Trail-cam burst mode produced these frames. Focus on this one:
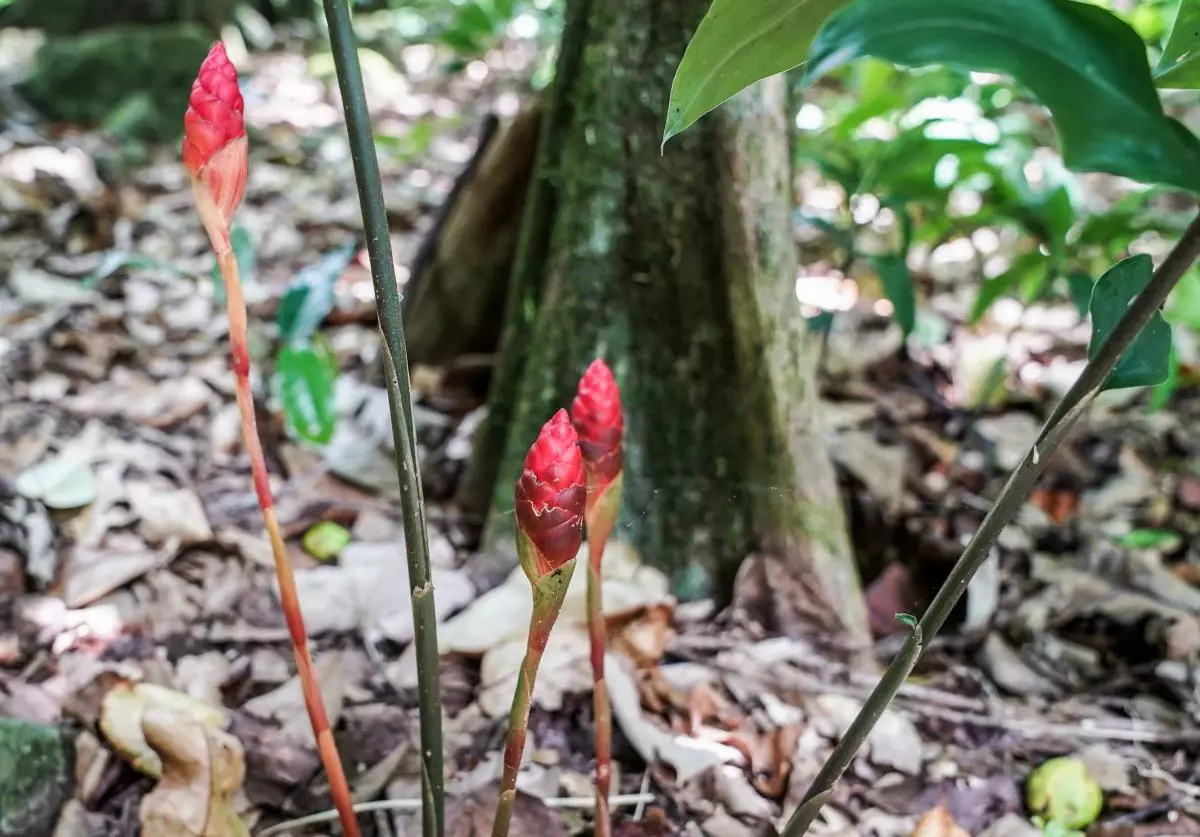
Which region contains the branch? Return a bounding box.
[319,3,445,835]
[780,208,1200,837]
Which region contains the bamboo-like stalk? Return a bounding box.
[318,2,444,834]
[215,248,361,837]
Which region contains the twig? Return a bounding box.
[257,793,658,837]
[781,209,1200,837]
[319,2,444,835]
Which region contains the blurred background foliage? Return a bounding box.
[3,0,1199,416]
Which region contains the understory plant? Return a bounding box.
[571,359,625,837]
[492,409,587,837]
[183,43,361,837]
[666,1,1200,835]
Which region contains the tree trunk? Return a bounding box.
[465,0,868,646]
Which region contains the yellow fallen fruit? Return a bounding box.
[1026,756,1103,829]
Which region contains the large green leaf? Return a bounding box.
[803,0,1200,191]
[664,0,849,143]
[1155,0,1200,87]
[1088,254,1172,391]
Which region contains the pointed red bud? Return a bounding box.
[183,42,248,249]
[515,409,586,579]
[570,359,623,487]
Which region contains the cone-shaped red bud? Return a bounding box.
[571,359,623,488]
[183,42,248,247]
[515,409,586,579]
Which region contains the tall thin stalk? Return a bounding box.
[319,2,444,834]
[781,209,1200,837]
[217,250,362,837]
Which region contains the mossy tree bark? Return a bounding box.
[468,0,868,645]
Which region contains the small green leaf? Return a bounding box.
[1087,254,1173,391]
[302,521,353,562]
[895,612,917,627]
[664,0,850,143]
[276,336,339,445]
[1155,0,1200,87]
[802,0,1200,191]
[872,256,915,338]
[277,240,357,344]
[1116,528,1181,551]
[969,251,1048,325]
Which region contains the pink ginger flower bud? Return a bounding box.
[515,409,587,580]
[570,359,623,488]
[182,42,248,248]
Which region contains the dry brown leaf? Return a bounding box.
[100,680,226,778]
[912,802,970,837]
[138,704,249,837]
[126,481,213,546]
[63,534,169,608]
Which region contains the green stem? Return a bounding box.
[781,209,1200,837]
[319,3,443,835]
[585,475,621,837]
[493,560,576,837]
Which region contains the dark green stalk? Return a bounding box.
[320,2,444,834]
[781,208,1200,837]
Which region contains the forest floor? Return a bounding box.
[1,25,1199,837]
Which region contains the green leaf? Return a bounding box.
[1117,527,1181,550]
[1147,342,1180,412]
[872,256,915,337]
[664,0,849,143]
[1155,0,1200,87]
[1087,254,1173,391]
[276,336,339,445]
[802,0,1200,191]
[276,240,357,344]
[1165,267,1200,330]
[969,251,1048,325]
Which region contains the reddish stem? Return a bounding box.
[218,249,360,837]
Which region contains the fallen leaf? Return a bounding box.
[810,693,923,775]
[126,482,213,547]
[14,451,95,509]
[240,652,345,741]
[65,370,212,428]
[606,652,743,784]
[978,633,1058,697]
[100,680,226,779]
[289,540,474,641]
[912,802,970,837]
[865,563,916,638]
[138,704,250,837]
[63,535,170,608]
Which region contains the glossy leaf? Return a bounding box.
[664,0,849,143]
[276,336,339,445]
[803,0,1200,191]
[1087,254,1172,391]
[872,256,915,337]
[277,240,357,344]
[1154,0,1200,87]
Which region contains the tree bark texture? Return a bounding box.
[468,0,868,644]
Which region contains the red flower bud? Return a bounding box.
[183,42,248,248]
[515,409,586,579]
[570,359,623,487]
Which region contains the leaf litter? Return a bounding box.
[0,18,1198,837]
